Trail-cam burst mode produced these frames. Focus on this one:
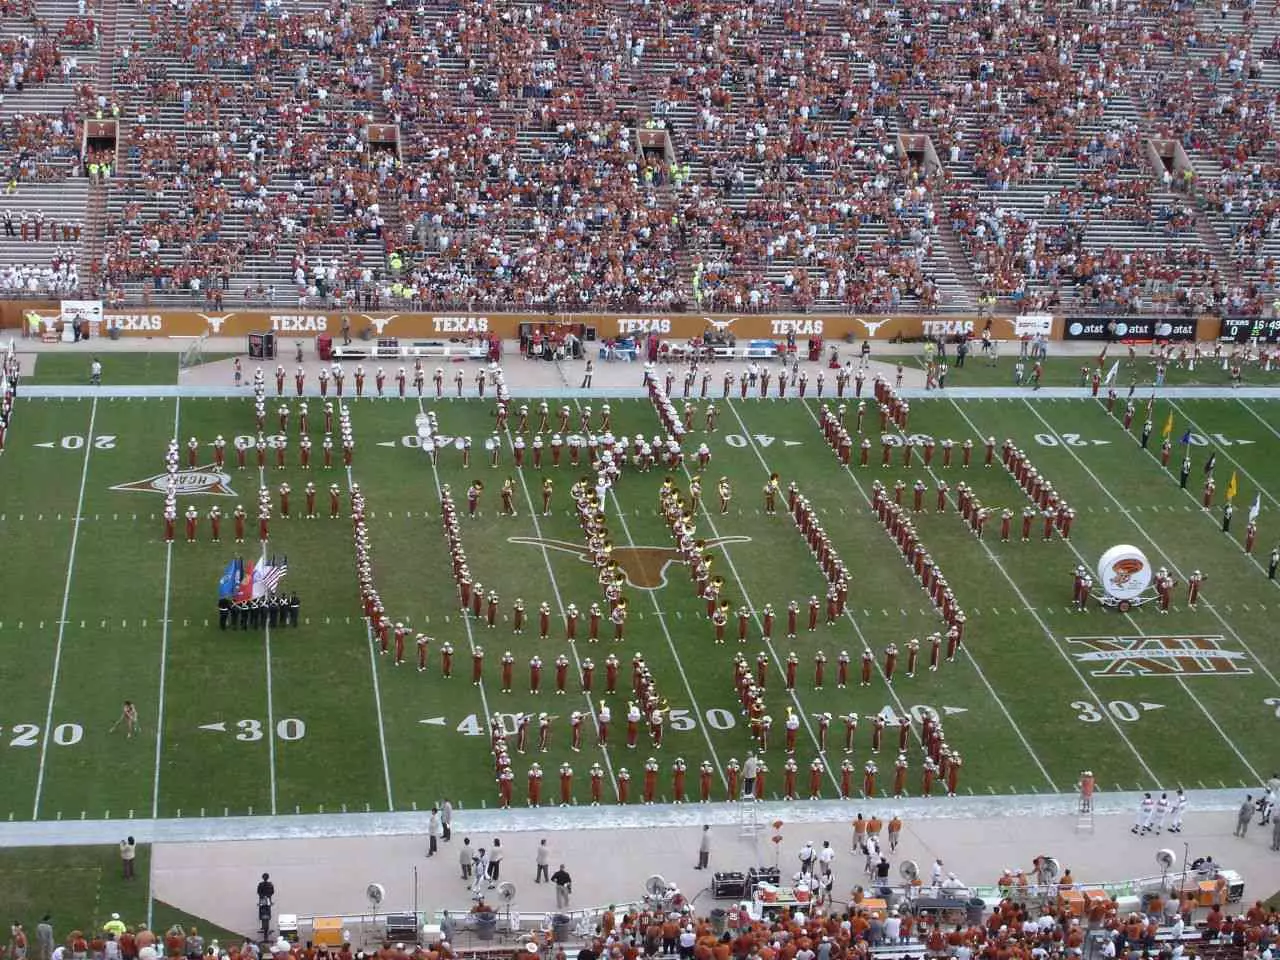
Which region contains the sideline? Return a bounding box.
[0,788,1249,848]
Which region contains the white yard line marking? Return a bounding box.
[1017,400,1271,779]
[569,401,728,786]
[33,397,97,820]
[339,402,396,810]
[953,398,1257,783]
[721,402,914,786]
[1170,400,1280,509]
[152,398,181,821]
[797,398,1059,790]
[499,414,620,799]
[1054,399,1280,692]
[926,399,1149,782]
[258,462,278,816]
[417,403,495,744]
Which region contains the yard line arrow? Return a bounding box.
[782,440,802,447]
[377,441,397,447]
[34,442,54,448]
[419,717,448,726]
[1091,439,1111,445]
[1235,439,1255,445]
[198,721,227,732]
[1140,702,1165,712]
[942,706,968,715]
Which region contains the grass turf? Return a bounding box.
[0,845,242,943]
[23,353,237,386]
[0,390,1278,819]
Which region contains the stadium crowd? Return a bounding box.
[0,0,1279,314]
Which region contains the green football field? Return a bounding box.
[2,385,1280,822]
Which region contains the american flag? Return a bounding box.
[258,553,289,595]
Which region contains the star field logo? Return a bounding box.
[1067,636,1252,677]
[111,465,237,497]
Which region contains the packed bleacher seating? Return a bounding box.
[0,0,1276,313]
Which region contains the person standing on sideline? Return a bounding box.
[35,917,53,960]
[488,838,503,886]
[1236,796,1254,837]
[695,826,711,870]
[1169,789,1187,833]
[581,360,594,389]
[119,837,136,879]
[535,839,551,883]
[1272,816,1280,852]
[427,807,441,857]
[551,864,573,910]
[90,357,102,386]
[741,754,758,799]
[441,799,453,841]
[798,841,816,875]
[818,840,835,879]
[460,838,473,881]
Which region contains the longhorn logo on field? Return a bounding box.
[508,536,751,589]
[857,318,891,338]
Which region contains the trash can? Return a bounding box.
[474,912,497,941]
[966,898,985,925]
[552,914,573,942]
[316,334,333,361]
[710,909,728,935]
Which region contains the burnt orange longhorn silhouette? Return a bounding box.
[508,536,752,589]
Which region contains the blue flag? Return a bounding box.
[217,559,240,599]
[1179,429,1192,445]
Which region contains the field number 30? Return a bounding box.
[1072,700,1141,723]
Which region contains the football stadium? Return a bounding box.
[3,0,1280,951]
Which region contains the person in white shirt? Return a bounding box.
[1169,788,1187,834]
[883,912,901,944]
[1132,793,1154,834]
[929,858,944,891]
[798,841,816,875]
[817,841,835,879]
[1154,793,1171,834]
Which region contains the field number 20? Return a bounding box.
[1073,700,1141,723]
[1,723,85,746]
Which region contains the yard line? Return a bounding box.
[920,398,1147,782]
[342,410,394,812]
[151,398,181,820]
[33,396,97,820]
[602,489,729,787]
[361,616,395,811]
[717,402,917,788]
[1117,398,1280,602]
[1052,398,1280,694]
[496,415,620,799]
[1235,398,1280,457]
[416,403,495,743]
[567,400,727,787]
[1168,400,1280,509]
[257,462,278,816]
[795,399,1060,791]
[948,399,1259,783]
